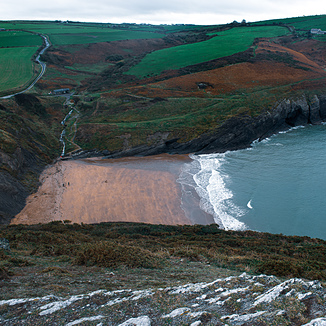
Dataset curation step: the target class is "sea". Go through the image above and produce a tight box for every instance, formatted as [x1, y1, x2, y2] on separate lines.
[177, 124, 326, 240]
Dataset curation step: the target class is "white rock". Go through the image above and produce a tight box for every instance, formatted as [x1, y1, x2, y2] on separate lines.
[118, 316, 151, 326]
[65, 315, 105, 326]
[162, 307, 191, 318]
[302, 317, 326, 326]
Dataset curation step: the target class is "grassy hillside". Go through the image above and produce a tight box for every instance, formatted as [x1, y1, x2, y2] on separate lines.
[1, 222, 326, 284]
[49, 30, 166, 46]
[0, 30, 43, 95]
[0, 21, 166, 94]
[0, 21, 166, 46]
[0, 47, 40, 94]
[0, 31, 42, 47]
[0, 17, 321, 153]
[253, 14, 326, 30]
[127, 26, 289, 77]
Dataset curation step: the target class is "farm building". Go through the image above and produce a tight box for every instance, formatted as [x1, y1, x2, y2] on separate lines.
[52, 88, 70, 95]
[311, 28, 325, 35]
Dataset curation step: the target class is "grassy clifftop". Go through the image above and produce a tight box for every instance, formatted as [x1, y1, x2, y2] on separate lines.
[1, 221, 326, 284]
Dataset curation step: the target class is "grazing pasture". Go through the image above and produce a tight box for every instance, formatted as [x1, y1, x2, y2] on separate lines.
[253, 14, 326, 31]
[126, 26, 289, 77]
[0, 21, 166, 45]
[0, 31, 42, 48]
[49, 30, 166, 45]
[0, 47, 39, 93]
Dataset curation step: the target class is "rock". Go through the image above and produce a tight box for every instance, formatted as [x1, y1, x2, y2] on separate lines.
[310, 95, 321, 124]
[319, 95, 326, 120]
[0, 273, 325, 325]
[0, 238, 10, 251]
[0, 171, 29, 224]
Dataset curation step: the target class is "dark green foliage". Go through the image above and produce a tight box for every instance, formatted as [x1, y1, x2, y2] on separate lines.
[74, 241, 162, 268]
[14, 94, 47, 116]
[0, 104, 8, 112]
[1, 222, 326, 279]
[105, 54, 124, 62]
[257, 259, 304, 277]
[0, 248, 31, 267]
[0, 266, 10, 280]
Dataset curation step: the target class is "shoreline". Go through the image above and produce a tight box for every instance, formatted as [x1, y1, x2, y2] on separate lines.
[7, 94, 326, 226]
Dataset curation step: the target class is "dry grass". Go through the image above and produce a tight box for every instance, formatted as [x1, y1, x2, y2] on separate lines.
[1, 221, 326, 282]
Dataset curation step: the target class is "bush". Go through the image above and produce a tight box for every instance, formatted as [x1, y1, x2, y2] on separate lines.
[257, 259, 303, 277]
[74, 241, 162, 269]
[0, 266, 10, 280]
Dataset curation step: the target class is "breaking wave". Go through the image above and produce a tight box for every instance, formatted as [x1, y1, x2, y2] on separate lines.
[177, 153, 246, 231]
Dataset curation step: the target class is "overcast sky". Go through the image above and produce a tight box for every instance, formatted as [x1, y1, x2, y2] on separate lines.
[1, 0, 325, 25]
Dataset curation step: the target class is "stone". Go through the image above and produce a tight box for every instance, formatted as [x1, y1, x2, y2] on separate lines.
[0, 238, 10, 251]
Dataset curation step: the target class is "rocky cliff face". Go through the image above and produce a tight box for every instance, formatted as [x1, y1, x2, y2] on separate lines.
[84, 94, 326, 159]
[0, 147, 46, 224]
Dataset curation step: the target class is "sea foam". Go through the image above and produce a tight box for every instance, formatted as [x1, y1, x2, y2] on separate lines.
[178, 154, 246, 231]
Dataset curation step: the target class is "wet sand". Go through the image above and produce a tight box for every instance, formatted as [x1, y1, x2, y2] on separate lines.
[12, 154, 214, 225]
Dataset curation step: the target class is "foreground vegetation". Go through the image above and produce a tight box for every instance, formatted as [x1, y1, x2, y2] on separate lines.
[1, 221, 326, 284]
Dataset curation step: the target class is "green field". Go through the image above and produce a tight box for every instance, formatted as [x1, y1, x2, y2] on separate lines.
[0, 47, 39, 93]
[253, 14, 326, 31]
[49, 30, 166, 45]
[0, 21, 110, 33]
[0, 21, 166, 45]
[126, 26, 289, 77]
[0, 20, 202, 34]
[0, 31, 42, 48]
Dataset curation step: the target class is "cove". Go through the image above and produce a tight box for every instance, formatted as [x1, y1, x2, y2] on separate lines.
[180, 125, 326, 240]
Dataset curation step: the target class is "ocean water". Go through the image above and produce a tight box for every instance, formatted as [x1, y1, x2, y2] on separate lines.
[178, 125, 326, 240]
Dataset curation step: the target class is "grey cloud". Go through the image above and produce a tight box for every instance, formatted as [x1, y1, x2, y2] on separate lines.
[0, 0, 324, 25]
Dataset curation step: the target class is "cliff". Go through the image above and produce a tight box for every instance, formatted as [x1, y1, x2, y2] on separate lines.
[72, 94, 326, 159]
[0, 148, 46, 224]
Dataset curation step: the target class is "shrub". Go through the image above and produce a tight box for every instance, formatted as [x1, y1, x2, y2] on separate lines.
[74, 241, 162, 269]
[257, 259, 303, 277]
[0, 266, 10, 280]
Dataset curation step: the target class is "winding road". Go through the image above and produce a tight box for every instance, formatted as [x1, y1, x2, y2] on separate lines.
[0, 33, 80, 157]
[1, 34, 50, 99]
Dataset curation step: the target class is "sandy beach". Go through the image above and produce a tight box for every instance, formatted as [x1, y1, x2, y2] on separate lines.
[12, 154, 214, 225]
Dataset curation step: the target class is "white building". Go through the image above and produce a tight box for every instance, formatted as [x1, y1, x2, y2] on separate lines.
[311, 28, 325, 35]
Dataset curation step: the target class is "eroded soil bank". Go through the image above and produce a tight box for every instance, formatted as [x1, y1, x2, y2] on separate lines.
[12, 154, 213, 225]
